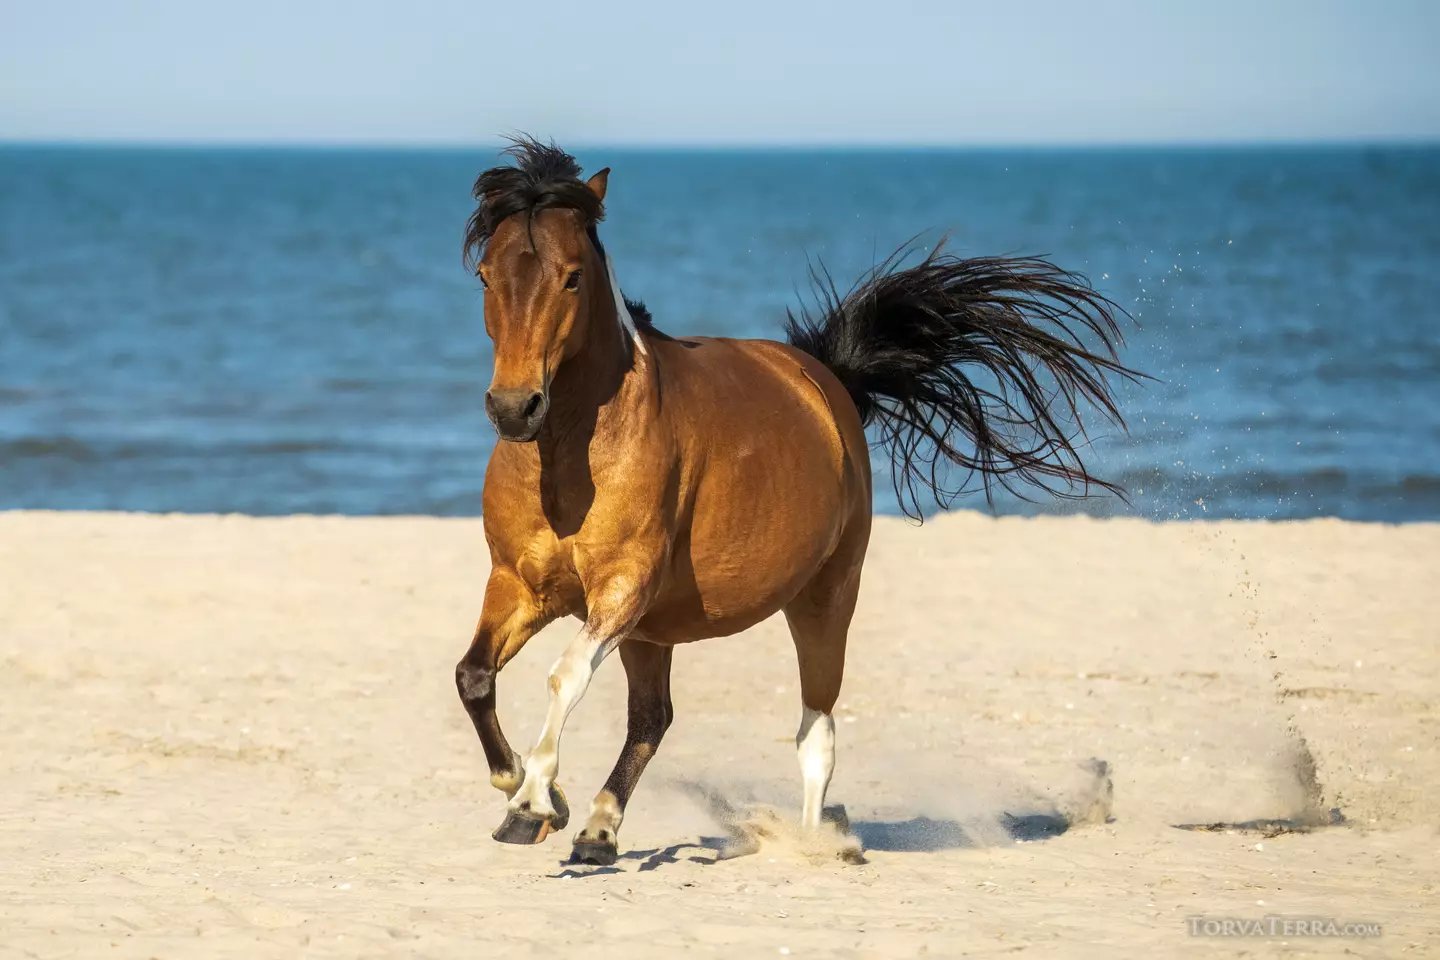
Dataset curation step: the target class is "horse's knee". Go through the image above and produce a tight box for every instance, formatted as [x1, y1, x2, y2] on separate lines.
[455, 656, 495, 708]
[546, 647, 592, 704]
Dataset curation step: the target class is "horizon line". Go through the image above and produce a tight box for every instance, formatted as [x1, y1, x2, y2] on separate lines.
[2, 135, 1439, 153]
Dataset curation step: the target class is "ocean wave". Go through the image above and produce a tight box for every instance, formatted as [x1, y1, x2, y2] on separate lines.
[1399, 473, 1440, 496]
[869, 464, 1440, 522]
[0, 435, 355, 463]
[0, 436, 98, 460]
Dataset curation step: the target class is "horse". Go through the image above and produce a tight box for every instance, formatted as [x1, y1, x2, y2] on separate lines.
[454, 138, 1141, 865]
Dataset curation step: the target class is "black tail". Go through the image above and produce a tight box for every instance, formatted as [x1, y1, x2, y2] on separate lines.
[784, 241, 1145, 520]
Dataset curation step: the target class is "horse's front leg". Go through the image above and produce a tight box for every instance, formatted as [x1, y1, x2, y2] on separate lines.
[570, 640, 673, 865]
[455, 566, 553, 804]
[495, 569, 655, 844]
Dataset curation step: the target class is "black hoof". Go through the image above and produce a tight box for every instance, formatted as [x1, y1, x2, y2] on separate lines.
[492, 810, 555, 845]
[569, 837, 619, 866]
[548, 783, 570, 832]
[822, 804, 851, 834]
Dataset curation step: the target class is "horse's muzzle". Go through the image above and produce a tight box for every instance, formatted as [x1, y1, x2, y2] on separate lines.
[485, 388, 549, 442]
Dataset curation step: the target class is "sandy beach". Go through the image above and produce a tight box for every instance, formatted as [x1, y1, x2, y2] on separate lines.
[1, 511, 1436, 958]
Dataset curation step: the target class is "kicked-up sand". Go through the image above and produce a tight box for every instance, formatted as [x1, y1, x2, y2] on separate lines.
[0, 511, 1436, 958]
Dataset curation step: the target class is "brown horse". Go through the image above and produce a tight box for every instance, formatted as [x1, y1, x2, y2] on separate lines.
[455, 139, 1140, 865]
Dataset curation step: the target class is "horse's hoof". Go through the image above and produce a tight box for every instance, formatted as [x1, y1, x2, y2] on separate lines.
[548, 783, 570, 831]
[569, 837, 619, 866]
[492, 810, 555, 845]
[491, 782, 569, 844]
[822, 804, 851, 834]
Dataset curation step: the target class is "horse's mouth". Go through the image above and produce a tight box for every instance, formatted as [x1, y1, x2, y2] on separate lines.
[493, 419, 544, 443]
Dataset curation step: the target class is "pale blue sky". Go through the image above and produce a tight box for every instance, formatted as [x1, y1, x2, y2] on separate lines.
[2, 0, 1437, 145]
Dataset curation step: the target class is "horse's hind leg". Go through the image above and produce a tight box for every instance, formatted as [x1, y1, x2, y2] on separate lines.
[571, 640, 674, 865]
[783, 555, 863, 830]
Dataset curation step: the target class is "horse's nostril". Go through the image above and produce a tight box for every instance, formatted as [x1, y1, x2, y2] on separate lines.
[484, 390, 545, 431]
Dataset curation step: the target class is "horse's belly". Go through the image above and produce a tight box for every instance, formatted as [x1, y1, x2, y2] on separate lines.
[640, 410, 850, 643]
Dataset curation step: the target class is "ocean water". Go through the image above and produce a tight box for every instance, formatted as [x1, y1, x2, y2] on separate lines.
[1, 145, 1437, 521]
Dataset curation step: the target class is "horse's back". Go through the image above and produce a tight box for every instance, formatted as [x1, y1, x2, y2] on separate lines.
[635, 334, 872, 642]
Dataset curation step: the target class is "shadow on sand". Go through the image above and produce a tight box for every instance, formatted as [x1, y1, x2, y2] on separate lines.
[1172, 807, 1347, 839]
[552, 810, 1081, 875]
[852, 809, 1078, 852]
[550, 758, 1117, 874]
[549, 838, 727, 879]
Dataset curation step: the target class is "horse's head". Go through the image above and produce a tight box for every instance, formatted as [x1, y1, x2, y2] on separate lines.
[465, 140, 613, 442]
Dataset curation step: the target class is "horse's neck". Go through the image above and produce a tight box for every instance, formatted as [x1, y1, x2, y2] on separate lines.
[541, 288, 647, 457]
[530, 293, 649, 533]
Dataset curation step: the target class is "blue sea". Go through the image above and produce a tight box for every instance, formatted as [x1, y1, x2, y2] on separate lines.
[1, 145, 1437, 521]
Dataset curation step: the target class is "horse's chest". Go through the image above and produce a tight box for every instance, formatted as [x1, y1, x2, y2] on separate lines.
[511, 528, 585, 619]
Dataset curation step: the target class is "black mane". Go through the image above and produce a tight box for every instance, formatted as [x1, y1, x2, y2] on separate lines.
[463, 137, 656, 334]
[623, 297, 653, 329]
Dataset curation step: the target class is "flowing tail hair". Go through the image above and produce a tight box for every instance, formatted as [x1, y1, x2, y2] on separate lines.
[784, 241, 1146, 520]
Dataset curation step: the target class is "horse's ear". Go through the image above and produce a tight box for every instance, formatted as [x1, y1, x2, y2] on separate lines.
[585, 168, 610, 202]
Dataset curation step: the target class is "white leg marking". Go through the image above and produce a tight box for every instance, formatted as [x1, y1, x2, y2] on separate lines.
[509, 627, 620, 817]
[579, 790, 624, 841]
[796, 706, 836, 830]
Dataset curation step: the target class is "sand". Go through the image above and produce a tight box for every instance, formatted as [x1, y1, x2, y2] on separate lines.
[1, 511, 1436, 958]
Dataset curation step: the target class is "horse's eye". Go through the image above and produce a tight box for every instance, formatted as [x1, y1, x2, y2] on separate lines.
[564, 269, 582, 291]
[477, 271, 489, 289]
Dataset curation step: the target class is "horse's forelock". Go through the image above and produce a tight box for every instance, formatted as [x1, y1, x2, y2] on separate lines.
[464, 138, 604, 269]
